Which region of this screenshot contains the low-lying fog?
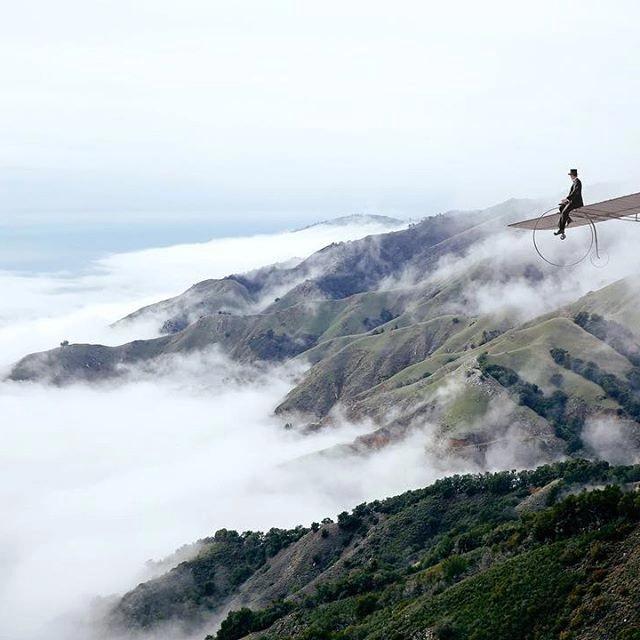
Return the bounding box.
[1,219,442,640]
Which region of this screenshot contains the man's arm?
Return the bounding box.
[563,181,578,204]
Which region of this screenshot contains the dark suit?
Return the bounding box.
[558,178,583,233]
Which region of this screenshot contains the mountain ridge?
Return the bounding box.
[9,196,640,639]
[294,214,406,231]
[8,197,640,465]
[7,198,540,379]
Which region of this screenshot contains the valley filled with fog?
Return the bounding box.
[1,218,453,640]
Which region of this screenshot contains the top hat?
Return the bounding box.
[568,169,578,176]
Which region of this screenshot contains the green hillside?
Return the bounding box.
[6,201,538,384]
[277,281,640,460]
[106,460,640,640]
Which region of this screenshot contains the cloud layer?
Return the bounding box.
[2,219,421,640]
[0,349,478,640]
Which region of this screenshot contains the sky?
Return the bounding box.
[1,0,640,232]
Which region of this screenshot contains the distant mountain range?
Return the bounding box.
[295,214,407,231]
[9,197,640,467]
[10,197,640,640]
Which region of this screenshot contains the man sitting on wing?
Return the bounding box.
[554,169,583,239]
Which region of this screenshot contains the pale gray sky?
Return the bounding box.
[1,0,639,225]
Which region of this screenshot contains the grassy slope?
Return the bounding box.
[282,281,640,457]
[275,316,469,418]
[571,279,640,334]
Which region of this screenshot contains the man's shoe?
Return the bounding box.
[554,230,562,236]
[561,233,566,240]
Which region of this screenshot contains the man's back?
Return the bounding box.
[568,178,583,208]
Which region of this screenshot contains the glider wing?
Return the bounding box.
[509,191,640,230]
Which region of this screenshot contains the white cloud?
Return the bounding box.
[582,416,640,465]
[0,350,475,640]
[0,218,428,640]
[0,356,344,639]
[426,215,640,323]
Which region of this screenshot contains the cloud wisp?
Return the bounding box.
[424,215,640,322]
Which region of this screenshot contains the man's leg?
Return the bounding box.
[554,203,574,238]
[564,203,575,227]
[555,206,567,236]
